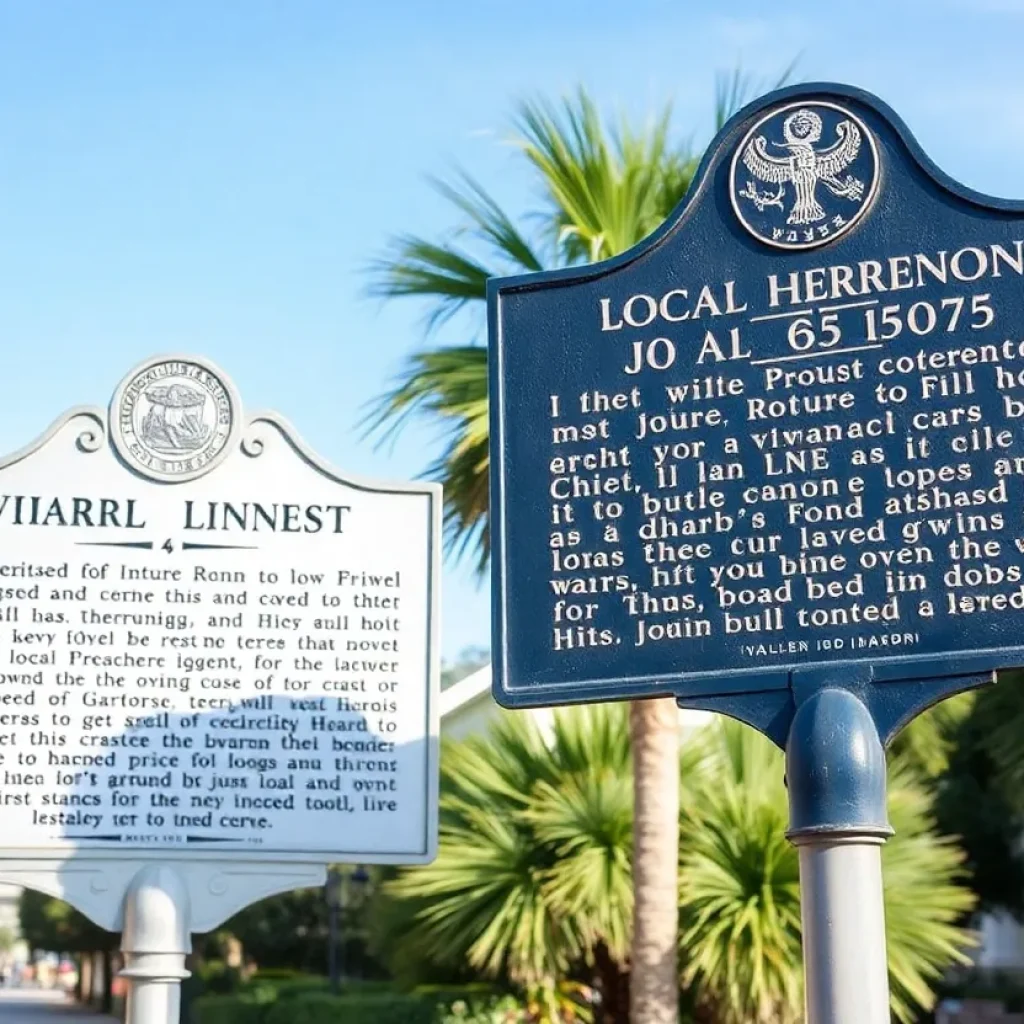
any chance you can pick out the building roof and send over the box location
[440,664,493,720]
[439,664,714,730]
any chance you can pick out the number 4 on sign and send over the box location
[163,539,174,554]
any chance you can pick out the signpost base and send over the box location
[786,688,893,1024]
[120,865,191,1024]
[0,857,327,1024]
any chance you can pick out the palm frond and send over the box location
[514,89,697,264]
[361,345,490,573]
[431,172,546,275]
[981,669,1024,799]
[366,173,546,331]
[679,720,975,1024]
[888,690,976,780]
[364,76,800,571]
[367,237,493,330]
[371,705,635,988]
[713,62,801,131]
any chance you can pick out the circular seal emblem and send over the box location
[110,356,241,483]
[729,100,879,251]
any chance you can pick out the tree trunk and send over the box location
[75,954,85,1004]
[100,949,113,1014]
[630,697,679,1024]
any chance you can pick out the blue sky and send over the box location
[0,0,1021,661]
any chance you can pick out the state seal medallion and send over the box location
[730,101,879,250]
[110,356,241,482]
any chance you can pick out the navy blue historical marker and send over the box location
[488,83,1022,728]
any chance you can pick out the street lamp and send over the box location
[326,866,370,995]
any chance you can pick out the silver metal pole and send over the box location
[786,688,892,1024]
[793,836,890,1023]
[120,865,191,1024]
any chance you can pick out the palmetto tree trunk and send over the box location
[630,697,679,1023]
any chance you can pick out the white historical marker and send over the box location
[0,355,441,1022]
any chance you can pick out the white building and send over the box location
[440,665,713,741]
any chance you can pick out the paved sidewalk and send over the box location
[0,988,117,1021]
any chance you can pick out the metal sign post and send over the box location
[0,355,441,1024]
[487,81,1024,1021]
[787,689,897,1023]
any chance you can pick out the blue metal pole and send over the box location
[786,688,892,1024]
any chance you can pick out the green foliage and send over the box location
[240,976,331,1001]
[262,992,433,1024]
[196,960,245,995]
[365,80,783,569]
[372,709,975,1024]
[436,996,524,1024]
[875,757,976,1021]
[677,724,802,1024]
[513,90,696,266]
[889,690,977,779]
[980,669,1024,803]
[364,345,491,571]
[18,889,117,954]
[413,983,504,1005]
[222,877,380,979]
[934,684,1024,918]
[434,984,593,1023]
[191,992,271,1024]
[676,724,975,1024]
[223,887,329,973]
[371,704,633,987]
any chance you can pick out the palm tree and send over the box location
[369,707,974,1023]
[369,705,634,1020]
[678,722,975,1024]
[367,74,788,1023]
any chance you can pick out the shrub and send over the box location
[435,994,524,1023]
[190,993,269,1024]
[238,974,392,1002]
[414,983,503,1005]
[244,968,308,982]
[196,960,244,995]
[253,977,330,1001]
[262,992,433,1024]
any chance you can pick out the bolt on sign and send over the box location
[0,355,440,864]
[488,84,1024,722]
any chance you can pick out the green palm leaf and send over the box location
[679,721,975,1023]
[513,90,697,265]
[363,88,721,569]
[370,711,973,1022]
[363,345,490,571]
